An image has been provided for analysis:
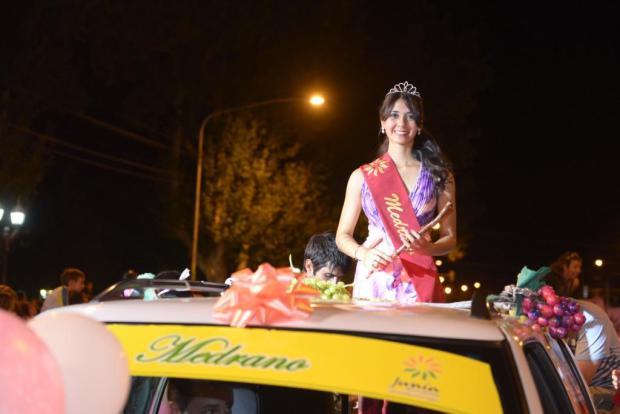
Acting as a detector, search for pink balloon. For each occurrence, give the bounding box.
[0,310,65,414]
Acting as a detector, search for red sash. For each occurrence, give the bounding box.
[361,154,445,303]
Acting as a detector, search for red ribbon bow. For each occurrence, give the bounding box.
[213,263,319,328]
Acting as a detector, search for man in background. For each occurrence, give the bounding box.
[41,267,86,312]
[303,232,351,283]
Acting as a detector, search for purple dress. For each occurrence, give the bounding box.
[353,162,438,303]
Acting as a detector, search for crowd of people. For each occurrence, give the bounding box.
[0,266,93,319]
[0,283,40,318]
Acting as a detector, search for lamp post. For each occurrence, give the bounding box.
[0,200,26,285]
[190,95,325,279]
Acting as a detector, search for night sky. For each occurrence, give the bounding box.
[1,1,618,298]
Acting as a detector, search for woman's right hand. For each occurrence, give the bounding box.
[361,239,391,271]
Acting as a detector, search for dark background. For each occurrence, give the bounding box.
[1,1,618,298]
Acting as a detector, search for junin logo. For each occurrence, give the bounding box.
[403,356,442,381]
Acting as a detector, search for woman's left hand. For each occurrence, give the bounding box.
[400,232,434,256]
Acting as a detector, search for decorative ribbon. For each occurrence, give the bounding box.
[213,263,319,328]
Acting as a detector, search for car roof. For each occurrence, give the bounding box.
[57,297,505,341]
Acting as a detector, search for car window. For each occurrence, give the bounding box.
[123,377,162,414]
[95,280,226,302]
[547,337,595,414]
[524,341,579,414]
[142,378,442,414]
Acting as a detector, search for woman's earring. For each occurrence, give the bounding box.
[381,127,385,134]
[417,129,421,135]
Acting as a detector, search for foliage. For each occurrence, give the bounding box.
[202,114,334,277]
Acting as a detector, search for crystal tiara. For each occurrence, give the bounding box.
[386,81,421,98]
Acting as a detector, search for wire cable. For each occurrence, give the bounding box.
[3,121,179,178]
[49,147,177,183]
[10,83,177,149]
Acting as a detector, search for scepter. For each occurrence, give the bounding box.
[392,201,454,257]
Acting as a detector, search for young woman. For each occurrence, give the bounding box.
[336,81,456,303]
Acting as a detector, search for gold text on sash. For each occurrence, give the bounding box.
[384,193,410,242]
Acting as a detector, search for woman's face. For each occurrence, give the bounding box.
[563,259,582,281]
[381,98,420,146]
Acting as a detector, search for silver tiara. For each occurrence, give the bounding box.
[386,81,421,98]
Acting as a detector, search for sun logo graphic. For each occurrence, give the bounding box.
[403,356,442,381]
[362,158,389,176]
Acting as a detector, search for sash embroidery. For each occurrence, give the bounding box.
[361,154,445,303]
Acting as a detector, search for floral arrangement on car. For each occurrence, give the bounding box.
[213,263,320,328]
[488,266,585,339]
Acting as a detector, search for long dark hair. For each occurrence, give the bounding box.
[377,92,451,196]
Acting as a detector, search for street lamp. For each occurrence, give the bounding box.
[190,94,325,279]
[0,200,26,284]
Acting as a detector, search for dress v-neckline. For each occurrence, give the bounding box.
[400,162,423,196]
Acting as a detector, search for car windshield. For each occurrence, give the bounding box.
[94,279,227,302]
[122,330,525,414]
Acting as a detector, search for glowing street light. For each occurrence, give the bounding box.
[10,207,26,226]
[474,282,481,289]
[191,95,326,279]
[435,259,443,266]
[444,286,452,295]
[439,276,445,283]
[309,94,325,106]
[595,259,604,267]
[1,199,26,284]
[461,284,468,292]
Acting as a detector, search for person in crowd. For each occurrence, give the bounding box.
[303,231,351,283]
[166,379,233,414]
[0,284,17,313]
[15,301,36,319]
[68,290,87,305]
[546,275,620,413]
[336,81,456,304]
[546,251,583,297]
[82,280,95,301]
[41,267,86,312]
[575,300,620,413]
[15,292,38,319]
[611,369,620,413]
[122,269,138,280]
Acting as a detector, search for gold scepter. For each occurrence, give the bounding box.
[391,201,453,258]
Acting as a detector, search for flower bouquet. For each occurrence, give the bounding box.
[488,266,585,339]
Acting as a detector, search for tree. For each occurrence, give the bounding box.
[200,114,334,280]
